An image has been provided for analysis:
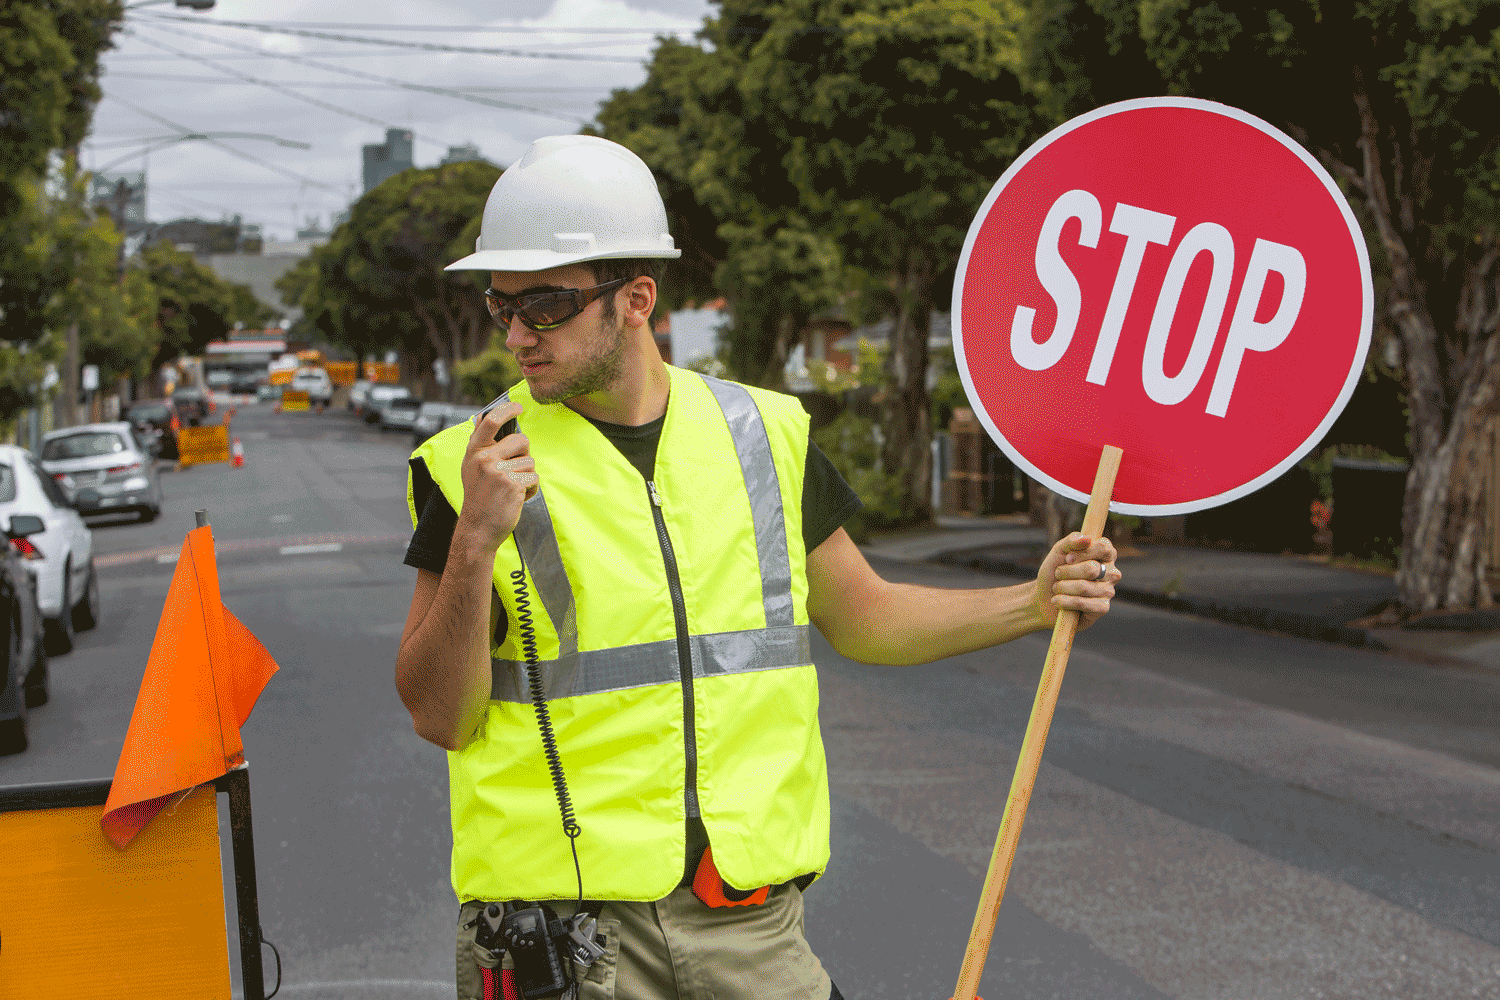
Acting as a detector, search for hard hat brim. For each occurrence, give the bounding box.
[446,247,682,274]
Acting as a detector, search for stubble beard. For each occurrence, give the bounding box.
[527,310,628,405]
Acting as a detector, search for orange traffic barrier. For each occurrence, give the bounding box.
[102,525,278,848]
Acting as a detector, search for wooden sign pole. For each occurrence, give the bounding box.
[951,445,1123,1000]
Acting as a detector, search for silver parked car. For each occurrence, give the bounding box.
[379,395,423,432]
[362,384,411,425]
[0,445,98,656]
[411,402,476,448]
[40,422,163,523]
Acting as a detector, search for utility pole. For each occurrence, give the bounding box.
[64,321,80,429]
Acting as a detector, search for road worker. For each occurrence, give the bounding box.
[395,134,1121,1000]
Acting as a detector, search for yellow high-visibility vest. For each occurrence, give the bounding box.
[410,364,829,902]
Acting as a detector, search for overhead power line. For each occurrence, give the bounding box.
[111,48,419,61]
[139,23,594,125]
[122,29,467,150]
[137,12,650,62]
[107,72,608,94]
[137,13,688,34]
[102,91,344,193]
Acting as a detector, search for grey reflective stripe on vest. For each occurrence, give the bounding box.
[491,372,801,701]
[699,374,795,628]
[491,624,811,702]
[480,389,582,664]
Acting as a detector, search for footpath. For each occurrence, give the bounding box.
[859,513,1500,673]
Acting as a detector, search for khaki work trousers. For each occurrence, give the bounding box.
[456,884,836,1000]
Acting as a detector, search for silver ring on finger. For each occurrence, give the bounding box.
[1093,562,1109,582]
[509,470,536,486]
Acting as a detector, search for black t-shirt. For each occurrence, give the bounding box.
[403,410,864,639]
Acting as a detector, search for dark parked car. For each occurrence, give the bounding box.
[0,512,48,756]
[230,369,266,395]
[125,398,179,459]
[170,385,214,425]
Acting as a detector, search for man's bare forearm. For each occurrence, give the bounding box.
[837,579,1049,666]
[396,534,498,750]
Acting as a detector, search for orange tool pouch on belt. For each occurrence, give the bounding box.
[692,846,769,907]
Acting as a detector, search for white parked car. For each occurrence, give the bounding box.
[0,445,98,655]
[290,367,334,407]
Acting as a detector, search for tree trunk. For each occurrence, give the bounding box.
[1398,329,1497,612]
[757,312,796,392]
[1345,70,1499,614]
[411,298,456,401]
[880,266,934,525]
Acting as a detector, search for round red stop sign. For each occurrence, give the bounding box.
[952,97,1373,514]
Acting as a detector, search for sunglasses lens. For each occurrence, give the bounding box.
[519,291,579,330]
[485,296,511,327]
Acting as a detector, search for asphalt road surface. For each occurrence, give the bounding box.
[3,399,1497,999]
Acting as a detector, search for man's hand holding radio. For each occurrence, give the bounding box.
[459,401,540,552]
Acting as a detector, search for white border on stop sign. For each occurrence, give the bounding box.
[951,96,1374,517]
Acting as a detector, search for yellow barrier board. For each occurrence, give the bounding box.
[325,361,357,385]
[0,788,231,999]
[177,424,230,466]
[363,362,401,384]
[269,369,293,386]
[281,389,310,412]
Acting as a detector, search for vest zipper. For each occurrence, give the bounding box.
[647,479,700,818]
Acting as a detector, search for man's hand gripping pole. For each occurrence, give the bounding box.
[949,445,1123,1000]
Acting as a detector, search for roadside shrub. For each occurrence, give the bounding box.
[813,408,905,543]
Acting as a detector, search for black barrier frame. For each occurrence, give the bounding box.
[0,764,267,1000]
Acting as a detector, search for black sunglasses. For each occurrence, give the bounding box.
[484,278,628,332]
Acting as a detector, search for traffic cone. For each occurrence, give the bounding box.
[101,526,278,848]
[231,438,245,468]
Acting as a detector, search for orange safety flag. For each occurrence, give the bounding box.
[101,525,278,848]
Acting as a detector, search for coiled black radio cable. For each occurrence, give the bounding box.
[512,536,584,910]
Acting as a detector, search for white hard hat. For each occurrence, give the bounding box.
[446,134,681,273]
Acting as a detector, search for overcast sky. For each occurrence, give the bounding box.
[88,0,714,240]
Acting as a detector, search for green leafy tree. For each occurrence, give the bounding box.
[0,1,121,240]
[723,0,1036,525]
[0,162,155,418]
[595,32,844,392]
[455,331,522,405]
[279,161,502,399]
[142,241,273,369]
[607,0,1036,525]
[1019,0,1500,613]
[591,37,728,312]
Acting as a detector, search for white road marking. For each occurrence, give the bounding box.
[279,543,343,556]
[156,553,178,564]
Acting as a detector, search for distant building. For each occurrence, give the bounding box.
[362,128,414,192]
[88,171,147,233]
[441,142,485,165]
[201,251,304,325]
